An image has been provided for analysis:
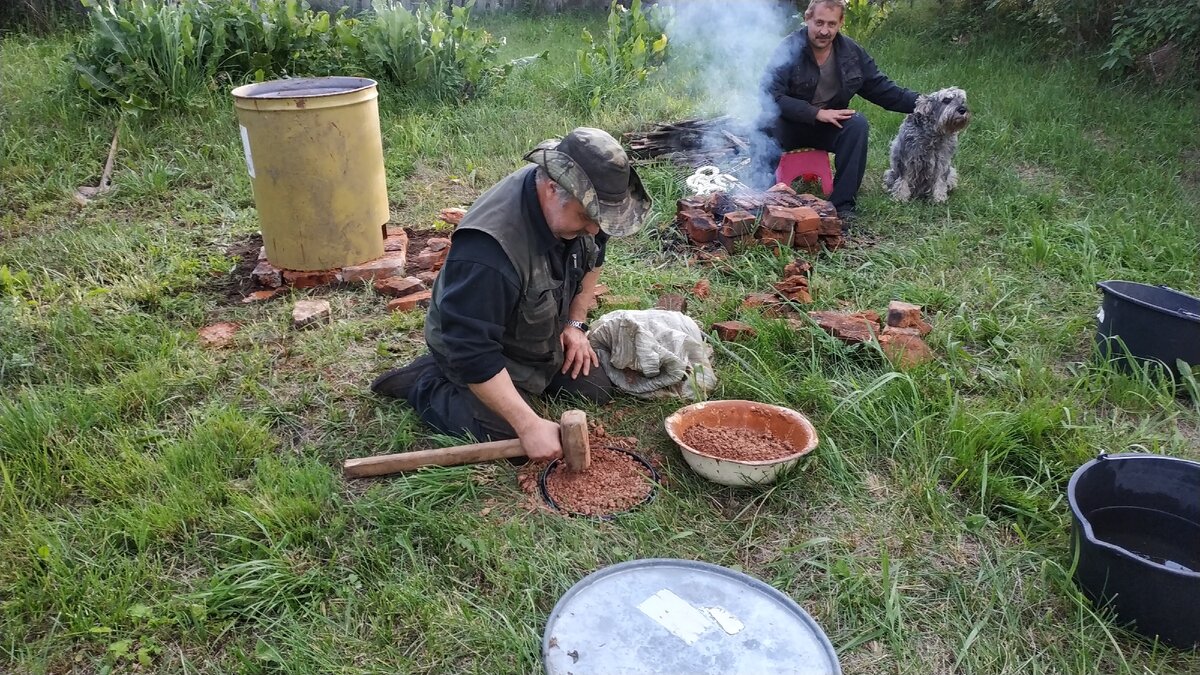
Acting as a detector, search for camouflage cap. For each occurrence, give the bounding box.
[523,127,652,237]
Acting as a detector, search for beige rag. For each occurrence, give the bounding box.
[587,309,717,400]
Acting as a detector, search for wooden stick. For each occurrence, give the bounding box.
[343,438,527,478]
[98,121,120,190]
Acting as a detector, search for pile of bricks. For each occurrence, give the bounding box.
[247,225,450,313]
[677,183,844,254]
[739,259,814,317]
[808,300,935,368]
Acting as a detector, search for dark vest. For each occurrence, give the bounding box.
[424,166,599,394]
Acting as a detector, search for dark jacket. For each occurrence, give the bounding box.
[424,166,600,395]
[763,29,917,126]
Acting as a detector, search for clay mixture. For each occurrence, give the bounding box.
[544,447,655,517]
[681,425,800,462]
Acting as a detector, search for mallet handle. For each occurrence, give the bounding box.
[343,438,526,478]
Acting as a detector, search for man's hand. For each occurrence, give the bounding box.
[516,416,563,462]
[560,325,599,379]
[816,108,855,128]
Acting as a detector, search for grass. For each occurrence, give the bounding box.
[2,3,1200,673]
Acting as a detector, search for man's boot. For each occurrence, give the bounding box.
[370,354,438,400]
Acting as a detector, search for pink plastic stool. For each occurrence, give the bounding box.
[775,149,833,196]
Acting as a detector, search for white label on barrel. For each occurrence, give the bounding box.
[1097,307,1105,324]
[636,589,715,645]
[240,125,255,179]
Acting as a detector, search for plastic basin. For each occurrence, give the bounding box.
[664,400,819,487]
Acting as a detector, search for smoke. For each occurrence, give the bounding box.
[662,0,800,184]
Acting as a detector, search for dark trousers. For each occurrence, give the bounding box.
[406,362,614,442]
[757,112,870,212]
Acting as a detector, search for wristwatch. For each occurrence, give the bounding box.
[566,319,590,333]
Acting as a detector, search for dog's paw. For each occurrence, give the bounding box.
[890,181,913,202]
[931,186,949,203]
[947,167,959,191]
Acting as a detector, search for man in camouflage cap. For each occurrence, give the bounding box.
[371,127,652,462]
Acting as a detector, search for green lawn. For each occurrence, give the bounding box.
[3,4,1200,673]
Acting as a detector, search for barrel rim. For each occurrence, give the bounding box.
[231,76,378,101]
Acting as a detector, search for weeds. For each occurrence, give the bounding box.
[562,0,668,114]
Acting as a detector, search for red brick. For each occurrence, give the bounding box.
[384,229,408,253]
[767,182,797,195]
[692,279,710,299]
[792,206,821,235]
[656,293,688,313]
[410,246,450,273]
[292,299,331,330]
[283,269,340,289]
[793,231,821,253]
[783,260,812,279]
[426,237,452,252]
[762,205,798,233]
[682,209,718,244]
[741,293,776,309]
[886,301,932,335]
[252,260,282,288]
[808,311,880,344]
[720,210,757,238]
[415,270,439,286]
[757,226,793,248]
[711,320,757,342]
[241,289,282,304]
[677,196,706,212]
[374,275,426,298]
[386,290,433,312]
[438,208,466,225]
[341,250,406,284]
[878,332,934,368]
[773,275,813,304]
[818,216,843,236]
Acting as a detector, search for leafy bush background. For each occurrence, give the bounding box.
[68,0,512,111]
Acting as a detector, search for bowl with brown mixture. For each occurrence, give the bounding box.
[664,400,819,486]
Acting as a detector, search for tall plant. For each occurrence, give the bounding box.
[566,0,669,114]
[359,0,509,101]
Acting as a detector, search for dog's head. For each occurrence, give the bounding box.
[914,87,970,134]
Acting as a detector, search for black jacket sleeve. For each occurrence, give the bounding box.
[764,33,820,125]
[854,47,918,114]
[435,231,522,385]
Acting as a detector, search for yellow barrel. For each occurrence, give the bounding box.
[232,77,387,271]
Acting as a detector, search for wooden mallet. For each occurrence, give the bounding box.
[342,410,590,478]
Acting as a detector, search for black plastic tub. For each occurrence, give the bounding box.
[1068,453,1200,647]
[1095,281,1200,380]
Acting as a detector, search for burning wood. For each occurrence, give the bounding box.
[624,117,753,169]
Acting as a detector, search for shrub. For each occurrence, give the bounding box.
[69,0,352,111]
[358,0,508,101]
[1102,0,1200,82]
[841,0,893,42]
[563,0,668,114]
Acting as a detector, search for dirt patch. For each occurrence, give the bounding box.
[515,425,649,516]
[211,233,263,304]
[543,446,655,517]
[681,425,799,462]
[1015,162,1058,185]
[405,226,453,253]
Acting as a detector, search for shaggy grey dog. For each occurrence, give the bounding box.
[883,87,971,203]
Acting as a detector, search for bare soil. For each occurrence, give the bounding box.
[681,425,800,462]
[544,447,654,517]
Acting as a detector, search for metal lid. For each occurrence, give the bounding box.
[543,559,841,675]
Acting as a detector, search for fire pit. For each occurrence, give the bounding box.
[664,400,819,486]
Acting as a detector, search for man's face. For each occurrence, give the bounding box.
[806,4,844,50]
[550,189,602,240]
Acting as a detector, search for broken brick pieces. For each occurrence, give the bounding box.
[692,279,710,299]
[711,320,757,342]
[242,289,283,304]
[292,299,331,330]
[878,330,934,368]
[773,275,813,304]
[198,322,240,349]
[387,290,433,313]
[438,208,467,226]
[655,293,687,314]
[808,310,881,344]
[341,250,406,284]
[680,209,718,244]
[374,276,425,298]
[886,300,932,336]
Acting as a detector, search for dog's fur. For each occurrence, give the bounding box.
[883,87,971,203]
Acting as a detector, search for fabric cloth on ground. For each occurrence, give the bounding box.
[587,309,717,400]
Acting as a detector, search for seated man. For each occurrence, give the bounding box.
[371,127,651,462]
[757,0,918,221]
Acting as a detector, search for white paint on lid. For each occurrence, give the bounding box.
[705,606,745,635]
[637,588,715,645]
